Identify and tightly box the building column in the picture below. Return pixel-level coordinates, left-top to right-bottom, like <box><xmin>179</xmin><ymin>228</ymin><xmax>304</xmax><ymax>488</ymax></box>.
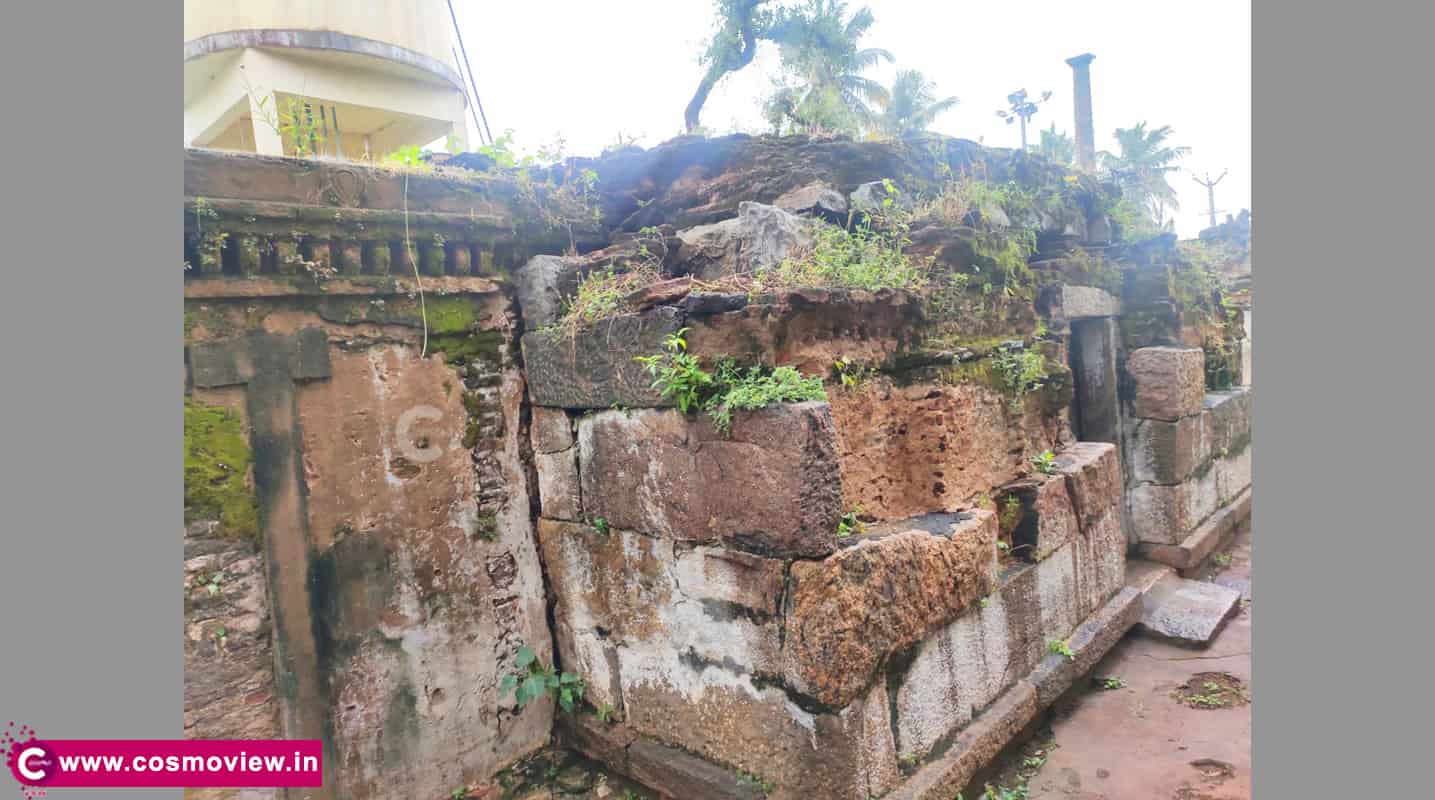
<box><xmin>1066</xmin><ymin>53</ymin><xmax>1096</xmax><ymax>171</ymax></box>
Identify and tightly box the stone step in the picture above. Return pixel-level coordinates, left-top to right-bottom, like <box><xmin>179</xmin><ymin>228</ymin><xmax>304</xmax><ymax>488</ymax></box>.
<box><xmin>1135</xmin><ymin>572</ymin><xmax>1242</xmax><ymax>647</ymax></box>
<box><xmin>1124</xmin><ymin>558</ymin><xmax>1175</xmax><ymax>595</ymax></box>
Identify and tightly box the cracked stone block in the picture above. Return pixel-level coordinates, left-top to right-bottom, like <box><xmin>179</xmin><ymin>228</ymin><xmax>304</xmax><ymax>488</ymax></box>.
<box><xmin>1127</xmin><ymin>347</ymin><xmax>1205</xmax><ymax>421</ymax></box>
<box><xmin>577</xmin><ymin>402</ymin><xmax>841</xmax><ymax>558</ymax></box>
<box><xmin>783</xmin><ymin>511</ymin><xmax>998</xmax><ymax>708</ymax></box>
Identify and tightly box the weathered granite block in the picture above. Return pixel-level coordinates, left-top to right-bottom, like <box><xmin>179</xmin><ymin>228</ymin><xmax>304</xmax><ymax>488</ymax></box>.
<box><xmin>530</xmin><ymin>406</ymin><xmax>575</xmax><ymax>454</ymax></box>
<box><xmin>783</xmin><ymin>511</ymin><xmax>998</xmax><ymax>708</ymax></box>
<box><xmin>1036</xmin><ymin>539</ymin><xmax>1083</xmax><ymax>642</ymax></box>
<box><xmin>1038</xmin><ymin>283</ymin><xmax>1120</xmax><ymax>321</ymax></box>
<box><xmin>1131</xmin><ymin>415</ymin><xmax>1208</xmax><ymax>485</ymax></box>
<box><xmin>576</xmin><ymin>402</ymin><xmax>841</xmax><ymax>558</ymax></box>
<box><xmin>535</xmin><ymin>448</ymin><xmax>582</xmax><ymax>521</ymax></box>
<box><xmin>1127</xmin><ymin>346</ymin><xmax>1205</xmax><ymax>421</ymax></box>
<box><xmin>619</xmin><ymin>645</ymin><xmax>899</xmax><ymax>800</ymax></box>
<box><xmin>1129</xmin><ymin>466</ymin><xmax>1219</xmax><ymax>544</ymax></box>
<box><xmin>1215</xmin><ymin>444</ymin><xmax>1253</xmax><ymax>503</ymax></box>
<box><xmin>537</xmin><ymin>519</ymin><xmax>786</xmax><ymax>681</ymax></box>
<box><xmin>1075</xmin><ymin>508</ymin><xmax>1127</xmax><ymax>618</ymax></box>
<box><xmin>1011</xmin><ymin>474</ymin><xmax>1079</xmax><ymax>562</ymax></box>
<box><xmin>1054</xmin><ymin>442</ymin><xmax>1121</xmax><ymax>530</ymax></box>
<box><xmin>515</xmin><ymin>254</ymin><xmax>580</xmax><ymax>330</ymax></box>
<box><xmin>521</xmin><ymin>307</ymin><xmax>682</xmax><ymax>409</ymax></box>
<box><xmin>1204</xmin><ymin>388</ymin><xmax>1253</xmax><ymax>456</ymax></box>
<box><xmin>894</xmin><ymin>589</ymin><xmax>1015</xmax><ymax>760</ymax></box>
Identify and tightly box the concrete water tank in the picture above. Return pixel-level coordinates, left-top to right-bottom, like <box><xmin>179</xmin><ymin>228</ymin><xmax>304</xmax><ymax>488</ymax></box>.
<box><xmin>184</xmin><ymin>0</ymin><xmax>471</xmax><ymax>158</ymax></box>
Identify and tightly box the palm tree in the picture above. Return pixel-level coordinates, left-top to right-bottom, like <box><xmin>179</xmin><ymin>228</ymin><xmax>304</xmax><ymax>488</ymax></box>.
<box><xmin>878</xmin><ymin>69</ymin><xmax>958</xmax><ymax>137</ymax></box>
<box><xmin>764</xmin><ymin>0</ymin><xmax>894</xmax><ymax>135</ymax></box>
<box><xmin>1031</xmin><ymin>124</ymin><xmax>1074</xmax><ymax>165</ymax></box>
<box><xmin>1099</xmin><ymin>122</ymin><xmax>1191</xmax><ymax>228</ymax></box>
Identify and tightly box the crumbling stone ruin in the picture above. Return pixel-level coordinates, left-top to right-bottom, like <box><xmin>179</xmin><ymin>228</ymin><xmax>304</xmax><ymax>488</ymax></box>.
<box><xmin>183</xmin><ymin>132</ymin><xmax>1251</xmax><ymax>800</ymax></box>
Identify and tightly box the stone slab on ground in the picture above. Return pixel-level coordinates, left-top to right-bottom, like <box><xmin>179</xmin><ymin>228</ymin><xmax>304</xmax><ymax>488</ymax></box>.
<box><xmin>1139</xmin><ymin>485</ymin><xmax>1251</xmax><ymax>571</ymax></box>
<box><xmin>1136</xmin><ymin>573</ymin><xmax>1241</xmax><ymax>647</ymax></box>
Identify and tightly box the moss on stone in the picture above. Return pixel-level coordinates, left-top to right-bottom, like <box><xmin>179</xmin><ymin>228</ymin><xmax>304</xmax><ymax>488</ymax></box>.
<box><xmin>473</xmin><ymin>511</ymin><xmax>499</xmax><ymax>542</ymax></box>
<box><xmin>184</xmin><ymin>399</ymin><xmax>259</xmax><ymax>540</ymax></box>
<box><xmin>425</xmin><ymin>296</ymin><xmax>482</xmax><ymax>335</ymax></box>
<box><xmin>432</xmin><ymin>329</ymin><xmax>505</xmax><ymax>366</ymax></box>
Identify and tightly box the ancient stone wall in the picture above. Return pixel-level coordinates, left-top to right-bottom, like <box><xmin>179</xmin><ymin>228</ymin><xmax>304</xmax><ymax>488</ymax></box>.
<box><xmin>184</xmin><ymin>152</ymin><xmax>556</xmax><ymax>800</ymax></box>
<box><xmin>182</xmin><ymin>134</ymin><xmax>1250</xmax><ymax>800</ymax></box>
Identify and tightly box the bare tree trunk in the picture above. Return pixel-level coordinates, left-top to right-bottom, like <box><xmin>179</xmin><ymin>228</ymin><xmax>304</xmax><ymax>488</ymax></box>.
<box><xmin>684</xmin><ymin>0</ymin><xmax>766</xmax><ymax>133</ymax></box>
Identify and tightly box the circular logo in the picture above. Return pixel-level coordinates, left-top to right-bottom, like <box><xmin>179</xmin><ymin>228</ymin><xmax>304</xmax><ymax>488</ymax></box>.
<box><xmin>11</xmin><ymin>741</ymin><xmax>57</xmax><ymax>786</ymax></box>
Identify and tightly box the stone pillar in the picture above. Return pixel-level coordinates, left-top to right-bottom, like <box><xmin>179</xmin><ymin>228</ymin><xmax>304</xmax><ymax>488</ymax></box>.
<box><xmin>1066</xmin><ymin>53</ymin><xmax>1096</xmax><ymax>172</ymax></box>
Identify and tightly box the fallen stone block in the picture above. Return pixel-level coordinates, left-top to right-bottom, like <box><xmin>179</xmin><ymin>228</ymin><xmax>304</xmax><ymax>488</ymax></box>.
<box><xmin>673</xmin><ymin>201</ymin><xmax>816</xmax><ymax>280</ymax></box>
<box><xmin>1127</xmin><ymin>346</ymin><xmax>1205</xmax><ymax>421</ymax></box>
<box><xmin>784</xmin><ymin>511</ymin><xmax>998</xmax><ymax>708</ymax></box>
<box><xmin>521</xmin><ymin>307</ymin><xmax>682</xmax><ymax>409</ymax></box>
<box><xmin>1136</xmin><ymin>573</ymin><xmax>1241</xmax><ymax>647</ymax></box>
<box><xmin>577</xmin><ymin>402</ymin><xmax>841</xmax><ymax>558</ymax></box>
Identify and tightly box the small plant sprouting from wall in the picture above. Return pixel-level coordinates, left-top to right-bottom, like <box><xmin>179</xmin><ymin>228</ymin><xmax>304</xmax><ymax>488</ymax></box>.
<box><xmin>558</xmin><ymin>264</ymin><xmax>663</xmax><ymax>335</ymax></box>
<box><xmin>499</xmin><ymin>645</ymin><xmax>585</xmax><ymax>713</ymax></box>
<box><xmin>1030</xmin><ymin>450</ymin><xmax>1057</xmax><ymax>475</ymax></box>
<box><xmin>635</xmin><ymin>330</ymin><xmax>827</xmax><ymax>436</ymax></box>
<box><xmin>755</xmin><ymin>215</ymin><xmax>931</xmax><ymax>292</ymax></box>
<box><xmin>1047</xmin><ymin>639</ymin><xmax>1075</xmax><ymax>660</ymax></box>
<box><xmin>735</xmin><ymin>770</ymin><xmax>775</xmax><ymax>795</ymax></box>
<box><xmin>991</xmin><ymin>346</ymin><xmax>1048</xmax><ymax>412</ymax></box>
<box><xmin>837</xmin><ymin>506</ymin><xmax>867</xmax><ymax>538</ymax></box>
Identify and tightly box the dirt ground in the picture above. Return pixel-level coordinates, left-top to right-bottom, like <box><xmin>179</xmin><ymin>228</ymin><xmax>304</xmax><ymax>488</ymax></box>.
<box><xmin>980</xmin><ymin>525</ymin><xmax>1253</xmax><ymax>800</ymax></box>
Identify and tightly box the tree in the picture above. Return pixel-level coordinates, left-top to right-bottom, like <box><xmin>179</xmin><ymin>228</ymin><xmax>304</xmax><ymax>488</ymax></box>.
<box><xmin>762</xmin><ymin>0</ymin><xmax>894</xmax><ymax>136</ymax></box>
<box><xmin>1099</xmin><ymin>122</ymin><xmax>1191</xmax><ymax>229</ymax></box>
<box><xmin>1031</xmin><ymin>124</ymin><xmax>1074</xmax><ymax>165</ymax></box>
<box><xmin>878</xmin><ymin>69</ymin><xmax>958</xmax><ymax>138</ymax></box>
<box><xmin>685</xmin><ymin>0</ymin><xmax>775</xmax><ymax>134</ymax></box>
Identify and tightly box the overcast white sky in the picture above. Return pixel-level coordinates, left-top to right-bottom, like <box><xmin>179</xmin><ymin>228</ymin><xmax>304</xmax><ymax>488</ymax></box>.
<box><xmin>448</xmin><ymin>0</ymin><xmax>1249</xmax><ymax>238</ymax></box>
